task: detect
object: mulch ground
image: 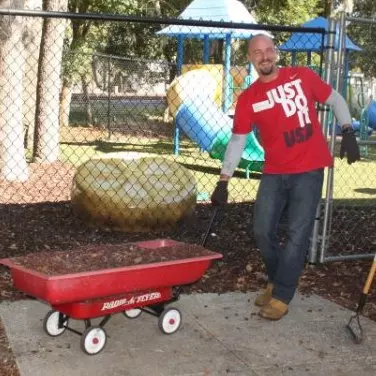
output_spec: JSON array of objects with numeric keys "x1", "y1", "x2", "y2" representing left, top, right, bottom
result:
[
  {"x1": 9, "y1": 243, "x2": 217, "y2": 275},
  {"x1": 0, "y1": 160, "x2": 375, "y2": 375}
]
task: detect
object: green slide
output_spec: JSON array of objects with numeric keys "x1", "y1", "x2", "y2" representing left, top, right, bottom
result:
[{"x1": 209, "y1": 129, "x2": 264, "y2": 174}]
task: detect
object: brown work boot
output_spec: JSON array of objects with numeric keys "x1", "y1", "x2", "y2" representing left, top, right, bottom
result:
[
  {"x1": 259, "y1": 298, "x2": 289, "y2": 321},
  {"x1": 254, "y1": 282, "x2": 273, "y2": 307}
]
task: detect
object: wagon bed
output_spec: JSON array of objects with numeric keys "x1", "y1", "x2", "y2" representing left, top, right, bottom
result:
[
  {"x1": 0, "y1": 239, "x2": 223, "y2": 355},
  {"x1": 0, "y1": 239, "x2": 222, "y2": 305}
]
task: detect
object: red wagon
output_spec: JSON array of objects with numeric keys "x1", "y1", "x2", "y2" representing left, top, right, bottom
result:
[{"x1": 1, "y1": 239, "x2": 222, "y2": 355}]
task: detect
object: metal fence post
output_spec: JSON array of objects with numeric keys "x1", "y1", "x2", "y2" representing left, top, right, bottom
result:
[
  {"x1": 308, "y1": 18, "x2": 337, "y2": 264},
  {"x1": 318, "y1": 13, "x2": 347, "y2": 263}
]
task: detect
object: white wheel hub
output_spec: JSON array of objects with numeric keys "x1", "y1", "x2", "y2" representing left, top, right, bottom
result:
[
  {"x1": 124, "y1": 308, "x2": 142, "y2": 318},
  {"x1": 44, "y1": 311, "x2": 67, "y2": 336},
  {"x1": 159, "y1": 308, "x2": 182, "y2": 334},
  {"x1": 81, "y1": 327, "x2": 107, "y2": 355}
]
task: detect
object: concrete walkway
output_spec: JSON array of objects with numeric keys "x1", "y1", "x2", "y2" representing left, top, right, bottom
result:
[{"x1": 0, "y1": 292, "x2": 375, "y2": 376}]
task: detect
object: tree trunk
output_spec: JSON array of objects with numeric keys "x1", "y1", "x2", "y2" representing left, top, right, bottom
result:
[
  {"x1": 92, "y1": 56, "x2": 105, "y2": 91},
  {"x1": 81, "y1": 75, "x2": 93, "y2": 126},
  {"x1": 23, "y1": 0, "x2": 43, "y2": 151},
  {"x1": 59, "y1": 78, "x2": 72, "y2": 128},
  {"x1": 33, "y1": 0, "x2": 68, "y2": 163},
  {"x1": 0, "y1": 1, "x2": 29, "y2": 181}
]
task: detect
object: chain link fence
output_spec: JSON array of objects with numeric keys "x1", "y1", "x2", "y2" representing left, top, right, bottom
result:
[
  {"x1": 10, "y1": 9, "x2": 376, "y2": 263},
  {"x1": 68, "y1": 54, "x2": 172, "y2": 139}
]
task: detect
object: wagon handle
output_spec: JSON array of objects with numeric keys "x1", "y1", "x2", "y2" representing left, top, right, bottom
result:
[{"x1": 201, "y1": 207, "x2": 219, "y2": 247}]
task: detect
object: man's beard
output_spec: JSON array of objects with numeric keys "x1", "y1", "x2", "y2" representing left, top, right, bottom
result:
[{"x1": 258, "y1": 61, "x2": 275, "y2": 76}]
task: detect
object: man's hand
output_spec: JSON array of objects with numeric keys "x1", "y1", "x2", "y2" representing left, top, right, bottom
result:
[
  {"x1": 340, "y1": 127, "x2": 360, "y2": 164},
  {"x1": 211, "y1": 180, "x2": 229, "y2": 206}
]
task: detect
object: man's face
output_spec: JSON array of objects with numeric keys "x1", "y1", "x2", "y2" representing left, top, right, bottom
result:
[{"x1": 248, "y1": 36, "x2": 278, "y2": 78}]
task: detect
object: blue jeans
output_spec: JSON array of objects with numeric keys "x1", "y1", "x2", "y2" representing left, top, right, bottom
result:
[{"x1": 253, "y1": 169, "x2": 324, "y2": 304}]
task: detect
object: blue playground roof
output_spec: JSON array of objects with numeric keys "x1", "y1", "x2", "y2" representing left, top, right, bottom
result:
[
  {"x1": 157, "y1": 0, "x2": 270, "y2": 39},
  {"x1": 279, "y1": 17, "x2": 361, "y2": 52}
]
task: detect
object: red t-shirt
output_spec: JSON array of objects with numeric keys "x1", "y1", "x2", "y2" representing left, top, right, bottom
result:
[{"x1": 233, "y1": 66, "x2": 333, "y2": 174}]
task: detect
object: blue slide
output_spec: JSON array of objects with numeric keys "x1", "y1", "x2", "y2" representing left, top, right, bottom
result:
[{"x1": 175, "y1": 100, "x2": 264, "y2": 172}]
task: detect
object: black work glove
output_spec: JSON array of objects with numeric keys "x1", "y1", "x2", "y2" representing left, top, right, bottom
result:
[
  {"x1": 211, "y1": 180, "x2": 229, "y2": 206},
  {"x1": 340, "y1": 127, "x2": 360, "y2": 165}
]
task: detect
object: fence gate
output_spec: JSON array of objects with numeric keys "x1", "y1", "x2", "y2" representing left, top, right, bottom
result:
[{"x1": 317, "y1": 12, "x2": 376, "y2": 263}]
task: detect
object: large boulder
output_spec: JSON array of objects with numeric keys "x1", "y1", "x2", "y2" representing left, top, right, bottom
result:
[{"x1": 71, "y1": 157, "x2": 197, "y2": 231}]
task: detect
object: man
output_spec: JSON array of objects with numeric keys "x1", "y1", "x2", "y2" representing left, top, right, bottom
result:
[{"x1": 211, "y1": 34, "x2": 360, "y2": 321}]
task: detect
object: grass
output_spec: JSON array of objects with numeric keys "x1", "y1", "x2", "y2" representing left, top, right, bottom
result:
[
  {"x1": 58, "y1": 125, "x2": 376, "y2": 206},
  {"x1": 330, "y1": 138, "x2": 376, "y2": 204},
  {"x1": 69, "y1": 98, "x2": 166, "y2": 127}
]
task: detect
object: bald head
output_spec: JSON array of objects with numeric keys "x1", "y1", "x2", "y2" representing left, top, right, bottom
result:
[
  {"x1": 248, "y1": 34, "x2": 279, "y2": 81},
  {"x1": 248, "y1": 34, "x2": 275, "y2": 50}
]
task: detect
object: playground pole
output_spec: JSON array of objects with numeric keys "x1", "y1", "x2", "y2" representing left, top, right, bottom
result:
[
  {"x1": 291, "y1": 51, "x2": 296, "y2": 66},
  {"x1": 174, "y1": 35, "x2": 185, "y2": 156},
  {"x1": 203, "y1": 35, "x2": 210, "y2": 63},
  {"x1": 307, "y1": 51, "x2": 312, "y2": 66},
  {"x1": 343, "y1": 52, "x2": 350, "y2": 99},
  {"x1": 177, "y1": 35, "x2": 184, "y2": 75},
  {"x1": 223, "y1": 33, "x2": 232, "y2": 113}
]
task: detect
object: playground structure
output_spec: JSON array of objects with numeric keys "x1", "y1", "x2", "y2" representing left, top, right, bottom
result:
[
  {"x1": 166, "y1": 66, "x2": 264, "y2": 175},
  {"x1": 365, "y1": 100, "x2": 376, "y2": 129},
  {"x1": 157, "y1": 0, "x2": 269, "y2": 174},
  {"x1": 158, "y1": 8, "x2": 373, "y2": 175},
  {"x1": 280, "y1": 17, "x2": 361, "y2": 71}
]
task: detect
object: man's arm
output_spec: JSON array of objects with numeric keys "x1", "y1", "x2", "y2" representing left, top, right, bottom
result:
[
  {"x1": 211, "y1": 92, "x2": 251, "y2": 206},
  {"x1": 211, "y1": 133, "x2": 247, "y2": 206},
  {"x1": 325, "y1": 88, "x2": 361, "y2": 164},
  {"x1": 324, "y1": 89, "x2": 352, "y2": 130},
  {"x1": 219, "y1": 133, "x2": 247, "y2": 181}
]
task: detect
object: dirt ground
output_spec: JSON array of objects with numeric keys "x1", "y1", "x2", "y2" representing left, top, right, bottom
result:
[{"x1": 0, "y1": 162, "x2": 375, "y2": 376}]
